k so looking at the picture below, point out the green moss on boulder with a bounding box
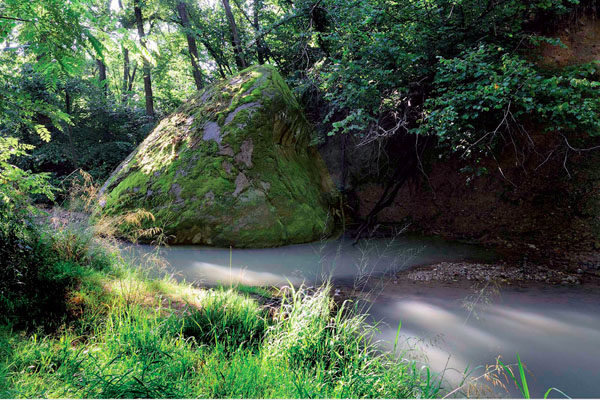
[97,65,338,247]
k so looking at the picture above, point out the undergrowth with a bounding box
[0,211,441,398]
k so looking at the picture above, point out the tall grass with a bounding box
[0,268,440,398]
[181,288,268,349]
[265,284,440,398]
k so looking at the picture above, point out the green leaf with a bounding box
[84,29,105,60]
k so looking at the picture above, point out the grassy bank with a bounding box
[0,216,441,398]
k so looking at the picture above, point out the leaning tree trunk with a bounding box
[221,0,246,70]
[177,1,204,90]
[353,158,417,243]
[134,0,155,118]
[352,133,423,243]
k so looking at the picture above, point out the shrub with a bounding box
[0,221,113,329]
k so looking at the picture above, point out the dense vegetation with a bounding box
[2,0,599,220]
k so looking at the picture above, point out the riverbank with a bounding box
[10,205,600,398]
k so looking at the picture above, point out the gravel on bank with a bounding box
[400,261,588,285]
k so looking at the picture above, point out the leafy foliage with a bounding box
[417,45,600,157]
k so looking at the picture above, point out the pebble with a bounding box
[403,261,582,285]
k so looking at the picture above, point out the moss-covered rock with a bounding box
[97,65,338,247]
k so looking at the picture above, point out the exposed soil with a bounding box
[538,15,600,68]
[318,17,600,274]
[326,132,600,272]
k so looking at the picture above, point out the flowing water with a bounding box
[127,235,493,286]
[368,282,600,398]
[126,236,600,398]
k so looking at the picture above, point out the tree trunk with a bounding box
[341,133,347,192]
[64,89,77,167]
[177,1,204,90]
[129,63,138,92]
[122,47,130,103]
[252,0,266,64]
[352,159,416,244]
[221,0,246,70]
[352,134,421,243]
[96,59,107,97]
[134,0,155,118]
[201,38,229,78]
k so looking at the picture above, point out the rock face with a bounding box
[98,65,338,247]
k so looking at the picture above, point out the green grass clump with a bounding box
[263,285,439,398]
[181,288,267,349]
[228,283,273,299]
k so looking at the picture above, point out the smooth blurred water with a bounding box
[368,283,600,398]
[124,236,600,398]
[125,235,493,286]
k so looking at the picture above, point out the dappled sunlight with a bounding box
[383,299,504,354]
[395,300,462,326]
[487,306,582,336]
[128,235,490,285]
[186,260,301,286]
[5,0,600,396]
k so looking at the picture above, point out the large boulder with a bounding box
[97,65,338,247]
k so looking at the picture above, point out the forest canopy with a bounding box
[1,0,599,210]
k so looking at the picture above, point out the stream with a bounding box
[125,236,600,398]
[368,282,600,398]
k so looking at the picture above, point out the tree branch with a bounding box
[0,15,32,22]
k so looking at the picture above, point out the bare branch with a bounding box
[562,135,600,152]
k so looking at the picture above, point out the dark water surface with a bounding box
[126,236,600,398]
